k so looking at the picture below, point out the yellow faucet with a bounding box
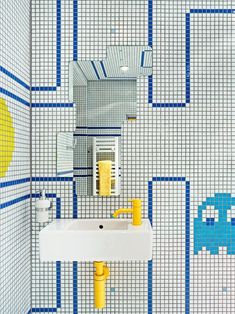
[94,261,109,309]
[113,199,142,226]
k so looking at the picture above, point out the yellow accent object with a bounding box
[0,98,15,177]
[98,160,112,196]
[113,199,142,226]
[127,117,137,121]
[94,261,110,309]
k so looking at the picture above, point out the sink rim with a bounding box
[40,218,152,233]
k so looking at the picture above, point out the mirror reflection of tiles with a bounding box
[0,0,234,313]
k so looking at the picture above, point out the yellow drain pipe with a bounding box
[94,261,110,309]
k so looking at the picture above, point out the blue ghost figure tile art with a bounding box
[194,193,235,255]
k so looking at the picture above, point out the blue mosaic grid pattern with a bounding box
[1,0,234,312]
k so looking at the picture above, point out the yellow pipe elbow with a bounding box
[113,208,133,218]
[94,262,109,309]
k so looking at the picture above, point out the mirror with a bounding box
[56,132,74,177]
[57,46,152,196]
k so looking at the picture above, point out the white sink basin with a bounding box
[39,219,153,262]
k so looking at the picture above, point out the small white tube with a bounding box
[36,210,50,223]
[35,190,51,223]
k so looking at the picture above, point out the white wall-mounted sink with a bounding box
[39,219,153,262]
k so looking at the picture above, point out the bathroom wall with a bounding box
[31,0,235,314]
[0,0,31,313]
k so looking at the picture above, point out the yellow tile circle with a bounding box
[0,98,15,177]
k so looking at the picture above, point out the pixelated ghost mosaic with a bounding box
[194,193,235,254]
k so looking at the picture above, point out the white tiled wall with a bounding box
[29,0,235,313]
[0,0,31,313]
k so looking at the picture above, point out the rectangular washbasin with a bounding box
[39,219,153,262]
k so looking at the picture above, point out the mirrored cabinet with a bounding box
[57,45,152,196]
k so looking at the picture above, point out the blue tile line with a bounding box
[0,66,30,90]
[0,177,72,189]
[147,259,152,314]
[73,0,78,60]
[31,86,57,92]
[0,87,30,106]
[72,181,78,313]
[74,133,121,137]
[31,193,57,198]
[0,183,68,209]
[152,176,186,182]
[32,103,74,108]
[0,177,30,188]
[56,261,61,307]
[29,309,57,313]
[56,0,61,87]
[73,261,78,314]
[148,6,234,107]
[100,61,107,77]
[91,61,101,80]
[148,75,153,104]
[0,80,76,109]
[148,0,153,47]
[190,8,235,13]
[73,180,78,219]
[185,13,190,104]
[32,177,73,182]
[185,181,190,314]
[28,193,61,313]
[148,177,190,314]
[0,194,30,209]
[56,198,61,219]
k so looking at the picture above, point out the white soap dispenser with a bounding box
[35,189,51,223]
